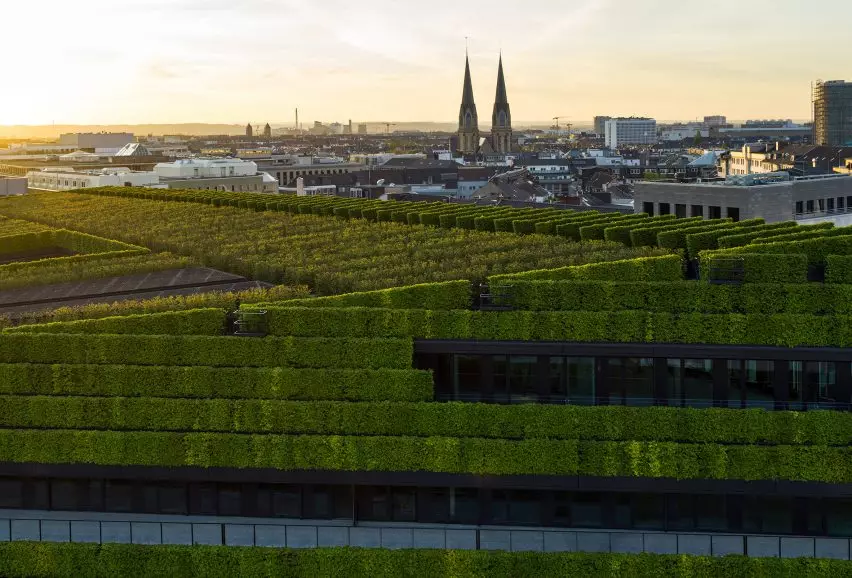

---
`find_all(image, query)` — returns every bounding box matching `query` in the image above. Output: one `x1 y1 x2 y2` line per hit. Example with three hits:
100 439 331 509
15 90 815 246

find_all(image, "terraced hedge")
715 235 852 266
0 334 413 369
686 221 798 256
257 280 471 310
698 252 809 284
4 309 226 336
258 306 852 347
827 255 852 284
7 400 852 446
0 544 847 578
509 280 852 314
0 364 432 401
1 429 851 481
488 255 683 283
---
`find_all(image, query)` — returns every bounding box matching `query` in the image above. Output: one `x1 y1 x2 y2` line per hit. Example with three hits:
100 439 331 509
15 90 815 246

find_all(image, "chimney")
296 176 305 196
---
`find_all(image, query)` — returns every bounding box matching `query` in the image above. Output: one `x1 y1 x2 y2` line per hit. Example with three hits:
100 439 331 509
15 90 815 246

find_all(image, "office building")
634 172 852 222
153 158 278 193
814 80 852 146
0 177 27 196
57 132 134 150
604 118 657 148
357 123 368 135
26 167 160 191
703 115 727 127
593 116 612 136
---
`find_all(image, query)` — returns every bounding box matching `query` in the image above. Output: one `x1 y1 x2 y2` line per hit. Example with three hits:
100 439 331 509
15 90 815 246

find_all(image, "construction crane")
385 123 397 134
552 116 572 131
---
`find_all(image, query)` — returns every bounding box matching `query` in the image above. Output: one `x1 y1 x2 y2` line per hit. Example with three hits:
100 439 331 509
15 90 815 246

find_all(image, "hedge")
718 223 831 249
0 334 413 369
628 217 704 247
0 364 432 402
721 235 852 266
699 252 808 284
658 219 762 256
260 306 852 347
750 223 844 245
0 545 847 578
489 255 683 283
578 214 650 242
2 429 852 481
254 280 472 310
827 255 852 284
686 221 798 256
4 309 226 336
9 399 852 447
0 229 145 257
508 280 852 314
602 215 676 246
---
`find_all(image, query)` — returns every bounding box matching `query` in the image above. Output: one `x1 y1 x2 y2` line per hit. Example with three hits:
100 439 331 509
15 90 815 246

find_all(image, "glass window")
745 361 774 409
50 480 78 511
828 198 835 212
159 484 187 515
0 479 23 509
509 356 538 403
451 488 479 524
614 494 631 528
553 492 572 526
839 197 846 211
666 359 682 403
726 207 740 222
453 355 481 401
691 205 703 218
105 481 133 513
682 359 714 408
189 483 217 515
807 362 837 408
269 485 301 518
492 490 540 526
795 201 804 215
616 358 654 406
695 495 727 531
571 492 604 528
675 204 687 218
709 206 722 219
419 488 450 523
728 360 744 408
633 494 665 530
827 501 852 537
392 488 417 522
763 497 793 534
789 361 804 410
549 357 567 400
666 494 695 531
807 200 815 213
218 485 242 517
492 356 508 403
569 358 596 404
659 203 671 215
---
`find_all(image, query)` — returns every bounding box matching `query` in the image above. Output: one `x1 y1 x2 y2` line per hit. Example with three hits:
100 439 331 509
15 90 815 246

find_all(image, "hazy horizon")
2 0 846 127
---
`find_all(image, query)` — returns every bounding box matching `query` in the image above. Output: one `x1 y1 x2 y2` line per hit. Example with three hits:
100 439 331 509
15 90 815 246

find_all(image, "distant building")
604 118 657 148
720 143 852 177
154 158 277 193
58 132 134 150
743 119 796 129
245 123 253 138
27 167 159 191
0 177 27 196
456 53 514 156
593 116 612 136
263 123 272 138
634 173 852 223
703 115 727 127
814 80 852 146
357 124 368 135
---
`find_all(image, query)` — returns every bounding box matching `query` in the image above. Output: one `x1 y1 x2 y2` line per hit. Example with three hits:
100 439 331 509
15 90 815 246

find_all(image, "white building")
0 177 27 196
26 167 159 191
153 158 258 179
604 118 657 148
349 153 426 167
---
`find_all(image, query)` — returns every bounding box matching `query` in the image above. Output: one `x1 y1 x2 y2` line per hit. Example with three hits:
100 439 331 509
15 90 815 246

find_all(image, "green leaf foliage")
254 280 472 310
0 364 433 402
489 255 683 283
4 309 226 336
698 252 808 283
0 544 850 578
0 334 413 369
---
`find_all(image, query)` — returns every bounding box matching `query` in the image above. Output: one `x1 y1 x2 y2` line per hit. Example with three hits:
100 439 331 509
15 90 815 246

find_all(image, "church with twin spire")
457 53 512 156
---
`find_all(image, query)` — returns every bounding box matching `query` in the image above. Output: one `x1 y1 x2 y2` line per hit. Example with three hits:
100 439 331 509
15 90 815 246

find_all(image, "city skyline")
1 0 848 126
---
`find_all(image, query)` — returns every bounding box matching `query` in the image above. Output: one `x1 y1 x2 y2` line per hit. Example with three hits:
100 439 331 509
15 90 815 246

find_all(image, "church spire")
457 51 480 155
491 54 512 155
494 53 508 104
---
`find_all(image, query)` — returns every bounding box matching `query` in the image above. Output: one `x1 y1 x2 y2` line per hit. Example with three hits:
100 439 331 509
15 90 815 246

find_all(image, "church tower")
457 53 479 154
491 54 512 154
245 123 253 138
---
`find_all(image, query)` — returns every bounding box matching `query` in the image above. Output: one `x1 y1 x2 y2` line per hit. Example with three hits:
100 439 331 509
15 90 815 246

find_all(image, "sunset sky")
1 0 847 126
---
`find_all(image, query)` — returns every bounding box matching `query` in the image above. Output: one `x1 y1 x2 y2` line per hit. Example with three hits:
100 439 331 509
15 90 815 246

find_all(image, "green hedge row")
628 217 704 247
4 309 226 336
699 252 808 283
721 235 852 266
578 214 650 241
489 255 683 283
0 544 847 578
602 215 677 245
750 223 846 245
509 280 852 314
685 221 797 256
0 229 145 257
9 398 852 447
0 334 413 369
254 280 471 310
0 364 432 402
4 428 852 481
659 219 763 257
718 223 833 248
0 252 190 293
261 306 852 347
827 255 852 284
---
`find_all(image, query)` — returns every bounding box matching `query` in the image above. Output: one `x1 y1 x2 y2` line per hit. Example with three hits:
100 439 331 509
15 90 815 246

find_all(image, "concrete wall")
161 175 265 192
0 509 848 559
0 177 27 196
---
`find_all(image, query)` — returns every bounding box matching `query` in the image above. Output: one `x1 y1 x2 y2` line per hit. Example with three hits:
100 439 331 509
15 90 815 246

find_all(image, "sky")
1 0 848 126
